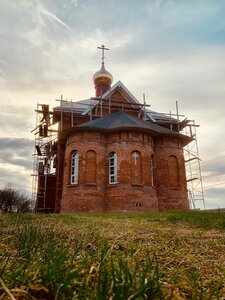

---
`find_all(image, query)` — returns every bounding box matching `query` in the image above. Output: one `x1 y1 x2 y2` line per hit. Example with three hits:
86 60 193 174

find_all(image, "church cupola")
93 45 113 97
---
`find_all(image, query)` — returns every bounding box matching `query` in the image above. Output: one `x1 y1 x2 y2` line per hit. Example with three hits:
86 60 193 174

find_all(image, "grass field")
1 211 225 299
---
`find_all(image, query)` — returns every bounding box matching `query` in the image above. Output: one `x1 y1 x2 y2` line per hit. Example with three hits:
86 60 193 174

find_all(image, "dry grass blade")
0 278 16 300
1 212 225 299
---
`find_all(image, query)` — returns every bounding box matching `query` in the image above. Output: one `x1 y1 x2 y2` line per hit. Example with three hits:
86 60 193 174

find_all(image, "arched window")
150 154 154 186
109 152 118 184
71 151 79 184
131 151 142 183
85 150 97 183
168 155 179 187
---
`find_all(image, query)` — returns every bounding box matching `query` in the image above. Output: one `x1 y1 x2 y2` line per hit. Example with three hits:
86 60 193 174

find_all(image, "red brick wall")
61 130 160 212
59 129 189 212
154 137 189 211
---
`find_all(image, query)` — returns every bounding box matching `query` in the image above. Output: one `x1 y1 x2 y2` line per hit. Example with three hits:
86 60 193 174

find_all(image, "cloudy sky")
0 0 224 209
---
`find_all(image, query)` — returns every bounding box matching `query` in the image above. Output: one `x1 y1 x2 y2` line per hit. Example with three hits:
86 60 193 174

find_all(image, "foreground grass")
1 211 225 299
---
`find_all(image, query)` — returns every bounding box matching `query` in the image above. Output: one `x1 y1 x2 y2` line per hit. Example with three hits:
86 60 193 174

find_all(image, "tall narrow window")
131 151 142 183
109 152 118 184
168 155 179 187
85 150 97 183
71 151 79 184
150 155 154 186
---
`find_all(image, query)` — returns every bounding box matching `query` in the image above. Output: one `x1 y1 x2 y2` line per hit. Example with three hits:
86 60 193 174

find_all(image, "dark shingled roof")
71 111 191 144
75 111 169 132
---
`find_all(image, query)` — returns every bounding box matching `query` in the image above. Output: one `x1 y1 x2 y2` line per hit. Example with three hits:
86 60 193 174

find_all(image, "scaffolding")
31 103 58 210
182 120 205 210
154 101 205 210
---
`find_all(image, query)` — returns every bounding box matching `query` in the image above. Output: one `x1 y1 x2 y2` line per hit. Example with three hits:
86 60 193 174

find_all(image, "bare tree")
0 185 32 212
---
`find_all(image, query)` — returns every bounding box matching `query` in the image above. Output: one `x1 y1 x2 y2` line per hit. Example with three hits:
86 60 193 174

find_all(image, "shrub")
0 185 32 212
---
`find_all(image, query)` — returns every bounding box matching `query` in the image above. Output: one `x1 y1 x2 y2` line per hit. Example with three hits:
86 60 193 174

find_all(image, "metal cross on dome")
97 45 109 65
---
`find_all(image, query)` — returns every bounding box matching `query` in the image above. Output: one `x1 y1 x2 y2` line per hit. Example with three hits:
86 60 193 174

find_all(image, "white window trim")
71 151 79 184
109 152 118 184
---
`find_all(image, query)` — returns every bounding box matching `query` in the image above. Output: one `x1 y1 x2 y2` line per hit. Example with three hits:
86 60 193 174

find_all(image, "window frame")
109 152 118 184
71 151 79 185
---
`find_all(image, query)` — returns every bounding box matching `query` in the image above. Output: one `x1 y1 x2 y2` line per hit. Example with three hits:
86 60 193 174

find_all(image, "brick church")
35 46 191 213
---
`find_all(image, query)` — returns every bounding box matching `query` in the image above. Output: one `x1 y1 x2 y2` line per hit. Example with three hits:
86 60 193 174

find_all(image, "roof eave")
63 125 192 144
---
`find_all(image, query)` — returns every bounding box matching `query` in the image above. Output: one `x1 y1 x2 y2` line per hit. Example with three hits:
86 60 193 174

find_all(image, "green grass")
1 211 225 299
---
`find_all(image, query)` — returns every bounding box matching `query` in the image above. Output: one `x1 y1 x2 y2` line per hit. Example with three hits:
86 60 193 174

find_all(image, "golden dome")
93 63 113 85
